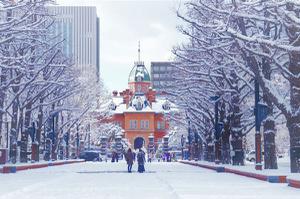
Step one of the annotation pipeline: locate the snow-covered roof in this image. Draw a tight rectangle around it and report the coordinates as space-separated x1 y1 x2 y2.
114 104 127 114
111 95 177 114
112 97 123 106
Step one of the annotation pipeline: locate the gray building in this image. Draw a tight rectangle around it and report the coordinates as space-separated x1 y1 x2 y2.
48 6 100 80
150 62 177 94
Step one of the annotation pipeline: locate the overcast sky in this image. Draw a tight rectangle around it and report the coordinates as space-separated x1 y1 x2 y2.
56 0 186 91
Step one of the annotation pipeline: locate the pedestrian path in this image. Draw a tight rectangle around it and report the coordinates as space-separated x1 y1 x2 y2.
0 161 299 199
179 160 300 189
0 159 84 173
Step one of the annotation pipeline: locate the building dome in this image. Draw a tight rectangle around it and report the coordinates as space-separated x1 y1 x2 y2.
128 62 151 83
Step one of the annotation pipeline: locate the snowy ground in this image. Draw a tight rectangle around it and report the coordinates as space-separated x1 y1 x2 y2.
0 161 299 199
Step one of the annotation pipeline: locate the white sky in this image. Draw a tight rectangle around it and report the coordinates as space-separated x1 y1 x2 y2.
56 0 186 91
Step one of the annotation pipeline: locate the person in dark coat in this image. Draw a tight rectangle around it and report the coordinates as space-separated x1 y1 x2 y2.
137 149 146 173
111 151 115 163
125 148 134 173
111 150 118 163
132 151 136 162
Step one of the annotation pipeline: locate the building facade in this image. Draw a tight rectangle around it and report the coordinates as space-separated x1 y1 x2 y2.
150 62 176 94
48 6 100 80
110 61 173 150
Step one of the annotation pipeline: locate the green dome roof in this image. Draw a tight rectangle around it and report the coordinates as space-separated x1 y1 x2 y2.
128 62 151 83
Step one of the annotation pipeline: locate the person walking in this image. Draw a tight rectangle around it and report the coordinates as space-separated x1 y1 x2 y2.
125 148 134 173
137 149 146 173
111 151 116 163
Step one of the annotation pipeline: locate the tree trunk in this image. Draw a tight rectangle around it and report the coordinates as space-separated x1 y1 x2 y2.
287 118 300 173
288 48 300 172
20 103 32 163
199 138 203 160
287 5 300 172
37 100 44 145
222 116 231 164
230 72 244 166
262 58 278 169
263 118 278 169
9 70 21 162
0 68 7 146
219 102 230 164
9 98 18 162
205 133 214 162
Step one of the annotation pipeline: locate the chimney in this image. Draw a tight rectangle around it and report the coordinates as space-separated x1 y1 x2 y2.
112 90 118 97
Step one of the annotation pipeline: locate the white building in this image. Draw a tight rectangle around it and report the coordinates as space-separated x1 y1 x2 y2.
48 6 100 80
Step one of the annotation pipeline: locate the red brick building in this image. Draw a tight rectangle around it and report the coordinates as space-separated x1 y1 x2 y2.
110 61 172 150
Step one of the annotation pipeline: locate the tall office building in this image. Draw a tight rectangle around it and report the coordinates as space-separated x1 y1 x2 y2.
48 6 100 80
150 62 177 94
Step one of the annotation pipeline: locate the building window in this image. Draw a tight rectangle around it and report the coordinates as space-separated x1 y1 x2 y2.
130 120 138 129
157 121 165 130
153 66 159 72
141 120 149 129
160 67 166 72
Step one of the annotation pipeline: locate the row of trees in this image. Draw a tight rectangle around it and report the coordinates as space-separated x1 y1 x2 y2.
169 0 300 172
0 0 111 162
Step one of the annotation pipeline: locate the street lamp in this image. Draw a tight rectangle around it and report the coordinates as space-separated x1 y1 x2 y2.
254 80 268 170
181 134 185 160
4 112 9 149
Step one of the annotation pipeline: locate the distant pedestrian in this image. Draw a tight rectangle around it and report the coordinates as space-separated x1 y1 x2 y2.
111 150 118 163
166 152 171 162
148 152 154 163
125 148 134 173
137 149 146 173
116 152 119 162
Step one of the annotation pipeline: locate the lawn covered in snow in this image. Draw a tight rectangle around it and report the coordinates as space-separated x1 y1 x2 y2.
0 161 299 199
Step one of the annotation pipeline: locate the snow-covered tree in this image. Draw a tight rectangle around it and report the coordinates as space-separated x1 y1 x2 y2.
173 0 300 172
0 0 110 163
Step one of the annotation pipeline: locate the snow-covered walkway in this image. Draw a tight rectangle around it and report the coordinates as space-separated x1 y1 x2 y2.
0 161 299 199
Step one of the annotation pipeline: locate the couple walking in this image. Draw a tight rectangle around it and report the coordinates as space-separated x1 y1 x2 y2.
125 148 145 173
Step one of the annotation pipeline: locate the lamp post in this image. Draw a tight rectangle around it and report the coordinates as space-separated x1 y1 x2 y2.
254 80 262 170
194 131 200 161
5 113 9 149
214 96 220 164
51 111 58 160
29 122 39 162
254 80 268 170
181 134 185 160
187 120 192 160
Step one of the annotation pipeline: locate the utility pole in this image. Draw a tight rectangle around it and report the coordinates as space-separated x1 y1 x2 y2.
254 80 268 170
254 80 262 170
214 98 220 164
